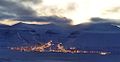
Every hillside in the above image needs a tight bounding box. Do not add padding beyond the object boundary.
[0,22,120,51]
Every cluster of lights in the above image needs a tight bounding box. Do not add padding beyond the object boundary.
[9,40,111,55]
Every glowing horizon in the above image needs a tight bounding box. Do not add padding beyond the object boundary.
[0,19,51,26]
[26,0,120,25]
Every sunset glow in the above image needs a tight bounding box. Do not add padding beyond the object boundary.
[0,19,20,26]
[0,19,51,26]
[26,0,120,25]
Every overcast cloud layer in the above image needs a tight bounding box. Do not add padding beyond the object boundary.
[0,0,36,18]
[0,0,72,25]
[0,0,120,25]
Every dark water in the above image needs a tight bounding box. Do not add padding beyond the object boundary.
[0,49,120,62]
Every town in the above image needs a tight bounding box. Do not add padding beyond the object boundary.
[9,40,111,55]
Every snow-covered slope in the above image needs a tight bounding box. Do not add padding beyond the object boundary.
[66,23,120,51]
[0,22,120,51]
[0,23,68,47]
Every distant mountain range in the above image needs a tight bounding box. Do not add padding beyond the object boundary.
[0,18,120,51]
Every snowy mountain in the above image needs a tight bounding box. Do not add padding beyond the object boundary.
[67,23,120,48]
[0,23,68,47]
[0,21,120,51]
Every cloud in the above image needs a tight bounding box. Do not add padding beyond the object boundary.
[1,0,119,25]
[14,16,72,24]
[0,16,72,26]
[101,6,120,20]
[33,1,77,16]
[14,0,42,4]
[0,0,36,18]
[0,0,72,25]
[106,7,120,12]
[91,17,120,24]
